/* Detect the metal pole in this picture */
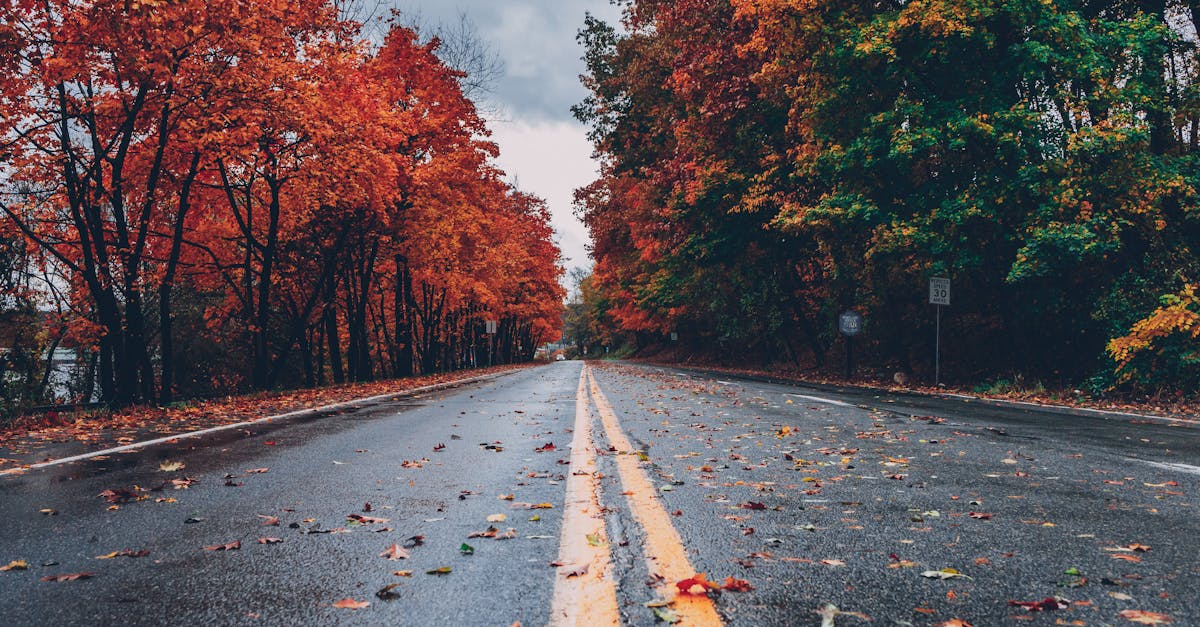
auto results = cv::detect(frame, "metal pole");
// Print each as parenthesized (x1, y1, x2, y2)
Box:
(845, 336, 853, 380)
(935, 304, 941, 386)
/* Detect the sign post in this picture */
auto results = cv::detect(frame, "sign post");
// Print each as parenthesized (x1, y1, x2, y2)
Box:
(485, 319, 498, 367)
(838, 310, 863, 380)
(928, 278, 950, 386)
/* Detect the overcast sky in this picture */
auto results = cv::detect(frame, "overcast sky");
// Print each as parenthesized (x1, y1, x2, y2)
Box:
(389, 0, 625, 275)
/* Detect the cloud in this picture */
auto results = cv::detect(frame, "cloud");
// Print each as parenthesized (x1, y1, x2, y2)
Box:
(393, 0, 622, 124)
(489, 119, 598, 270)
(389, 1, 624, 275)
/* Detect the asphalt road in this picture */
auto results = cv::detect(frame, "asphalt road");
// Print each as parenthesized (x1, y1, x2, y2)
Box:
(1, 361, 1196, 626)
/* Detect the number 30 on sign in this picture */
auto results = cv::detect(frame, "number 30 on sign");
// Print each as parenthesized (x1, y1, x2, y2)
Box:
(929, 278, 950, 306)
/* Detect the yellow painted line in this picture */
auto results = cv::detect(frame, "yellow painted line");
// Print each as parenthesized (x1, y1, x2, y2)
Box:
(586, 365, 723, 626)
(549, 366, 620, 626)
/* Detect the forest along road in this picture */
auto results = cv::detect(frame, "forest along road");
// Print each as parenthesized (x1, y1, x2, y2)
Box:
(1, 362, 1197, 626)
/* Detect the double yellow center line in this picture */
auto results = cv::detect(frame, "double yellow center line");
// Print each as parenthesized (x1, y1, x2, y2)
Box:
(550, 364, 722, 626)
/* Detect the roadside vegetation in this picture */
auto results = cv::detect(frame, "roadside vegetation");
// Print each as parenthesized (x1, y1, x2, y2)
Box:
(0, 2, 564, 422)
(571, 0, 1200, 402)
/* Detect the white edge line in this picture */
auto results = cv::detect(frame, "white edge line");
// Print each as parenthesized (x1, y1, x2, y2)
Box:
(785, 393, 854, 408)
(1, 371, 508, 476)
(1135, 459, 1200, 477)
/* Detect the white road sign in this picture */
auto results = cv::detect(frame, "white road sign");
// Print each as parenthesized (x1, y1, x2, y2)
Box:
(929, 278, 950, 306)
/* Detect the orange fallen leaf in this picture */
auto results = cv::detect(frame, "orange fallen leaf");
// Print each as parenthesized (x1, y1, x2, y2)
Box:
(257, 537, 283, 544)
(1112, 554, 1142, 563)
(1118, 609, 1172, 624)
(332, 598, 369, 610)
(380, 543, 409, 560)
(938, 620, 973, 627)
(721, 577, 753, 592)
(203, 540, 241, 551)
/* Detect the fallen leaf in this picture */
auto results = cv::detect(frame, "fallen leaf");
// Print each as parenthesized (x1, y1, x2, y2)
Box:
(1009, 597, 1070, 611)
(487, 513, 507, 523)
(376, 583, 403, 600)
(381, 544, 409, 560)
(968, 512, 993, 520)
(426, 566, 452, 575)
(257, 515, 280, 526)
(159, 461, 185, 472)
(739, 502, 767, 510)
(938, 620, 974, 627)
(922, 568, 971, 580)
(676, 573, 719, 595)
(651, 606, 681, 623)
(1, 560, 29, 572)
(245, 468, 269, 474)
(95, 549, 149, 559)
(40, 572, 94, 582)
(1118, 609, 1172, 624)
(257, 537, 283, 544)
(535, 442, 556, 452)
(331, 598, 369, 610)
(722, 577, 754, 592)
(393, 570, 413, 577)
(1112, 554, 1142, 563)
(203, 540, 241, 551)
(347, 513, 389, 525)
(460, 543, 475, 555)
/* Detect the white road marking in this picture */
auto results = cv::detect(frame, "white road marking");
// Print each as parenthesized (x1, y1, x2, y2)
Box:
(0, 371, 506, 477)
(1136, 460, 1200, 477)
(785, 394, 854, 408)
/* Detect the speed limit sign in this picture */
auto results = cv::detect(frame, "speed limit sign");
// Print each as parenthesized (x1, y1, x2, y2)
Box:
(929, 278, 950, 306)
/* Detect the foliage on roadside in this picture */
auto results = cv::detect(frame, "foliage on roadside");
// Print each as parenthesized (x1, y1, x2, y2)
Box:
(0, 2, 564, 414)
(573, 0, 1200, 395)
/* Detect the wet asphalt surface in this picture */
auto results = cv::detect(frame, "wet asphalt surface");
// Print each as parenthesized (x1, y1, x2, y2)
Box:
(1, 361, 1198, 626)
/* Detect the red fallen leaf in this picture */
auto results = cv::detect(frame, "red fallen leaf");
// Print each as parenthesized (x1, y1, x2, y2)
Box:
(1112, 554, 1142, 563)
(1128, 543, 1151, 552)
(968, 512, 993, 520)
(203, 540, 241, 551)
(739, 502, 767, 510)
(721, 577, 754, 592)
(1008, 597, 1069, 612)
(1118, 609, 1173, 624)
(433, 443, 446, 452)
(676, 573, 720, 595)
(534, 442, 556, 452)
(257, 537, 283, 544)
(40, 572, 94, 582)
(257, 515, 280, 526)
(347, 513, 390, 525)
(363, 502, 373, 512)
(380, 544, 410, 560)
(331, 598, 369, 610)
(263, 441, 278, 446)
(937, 620, 974, 627)
(468, 526, 499, 539)
(742, 527, 755, 535)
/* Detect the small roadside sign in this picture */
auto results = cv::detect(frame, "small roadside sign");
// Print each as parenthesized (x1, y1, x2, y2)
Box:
(929, 278, 950, 306)
(485, 320, 498, 335)
(838, 311, 862, 336)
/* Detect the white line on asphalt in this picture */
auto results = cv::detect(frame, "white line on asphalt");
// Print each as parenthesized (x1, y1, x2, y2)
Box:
(785, 394, 854, 408)
(0, 371, 507, 477)
(1136, 460, 1200, 477)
